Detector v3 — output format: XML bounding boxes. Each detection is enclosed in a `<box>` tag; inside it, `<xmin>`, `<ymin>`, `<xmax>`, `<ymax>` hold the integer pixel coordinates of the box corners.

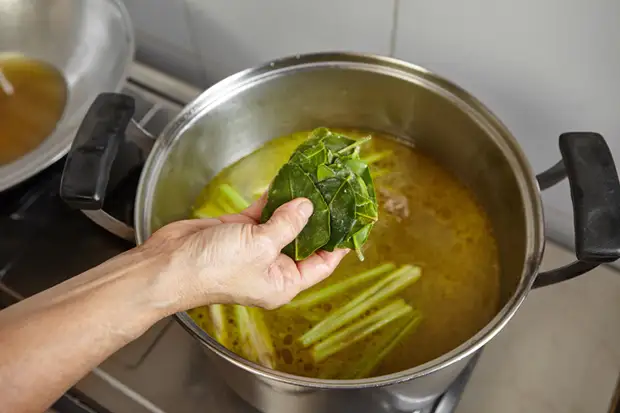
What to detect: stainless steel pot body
<box><xmin>0</xmin><ymin>0</ymin><xmax>134</xmax><ymax>190</ymax></box>
<box><xmin>204</xmin><ymin>347</ymin><xmax>472</xmax><ymax>412</ymax></box>
<box><xmin>60</xmin><ymin>53</ymin><xmax>620</xmax><ymax>412</ymax></box>
<box><xmin>142</xmin><ymin>54</ymin><xmax>544</xmax><ymax>412</ymax></box>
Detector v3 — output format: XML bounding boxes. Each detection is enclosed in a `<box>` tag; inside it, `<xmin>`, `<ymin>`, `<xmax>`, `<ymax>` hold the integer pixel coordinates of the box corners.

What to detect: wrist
<box><xmin>128</xmin><ymin>244</ymin><xmax>215</xmax><ymax>316</ymax></box>
<box><xmin>87</xmin><ymin>247</ymin><xmax>176</xmax><ymax>330</ymax></box>
<box><xmin>123</xmin><ymin>246</ymin><xmax>181</xmax><ymax>317</ymax></box>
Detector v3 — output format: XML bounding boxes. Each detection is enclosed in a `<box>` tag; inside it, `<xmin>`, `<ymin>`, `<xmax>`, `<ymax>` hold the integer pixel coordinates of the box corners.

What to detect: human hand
<box><xmin>141</xmin><ymin>196</ymin><xmax>349</xmax><ymax>313</ymax></box>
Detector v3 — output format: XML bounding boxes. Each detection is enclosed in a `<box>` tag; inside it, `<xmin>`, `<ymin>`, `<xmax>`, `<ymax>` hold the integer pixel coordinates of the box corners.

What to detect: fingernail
<box><xmin>298</xmin><ymin>199</ymin><xmax>313</xmax><ymax>219</ymax></box>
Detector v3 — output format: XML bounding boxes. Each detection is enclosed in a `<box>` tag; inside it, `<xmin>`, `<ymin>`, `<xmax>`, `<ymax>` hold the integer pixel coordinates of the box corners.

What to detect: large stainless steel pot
<box><xmin>0</xmin><ymin>0</ymin><xmax>134</xmax><ymax>191</ymax></box>
<box><xmin>60</xmin><ymin>53</ymin><xmax>620</xmax><ymax>412</ymax></box>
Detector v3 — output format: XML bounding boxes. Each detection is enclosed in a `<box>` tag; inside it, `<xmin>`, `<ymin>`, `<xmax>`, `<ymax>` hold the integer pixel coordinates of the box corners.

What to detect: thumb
<box><xmin>257</xmin><ymin>198</ymin><xmax>313</xmax><ymax>250</ymax></box>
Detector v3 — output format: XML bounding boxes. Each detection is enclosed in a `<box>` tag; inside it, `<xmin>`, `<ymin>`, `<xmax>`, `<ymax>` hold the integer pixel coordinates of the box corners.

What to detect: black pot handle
<box><xmin>60</xmin><ymin>93</ymin><xmax>135</xmax><ymax>210</ymax></box>
<box><xmin>534</xmin><ymin>132</ymin><xmax>620</xmax><ymax>288</ymax></box>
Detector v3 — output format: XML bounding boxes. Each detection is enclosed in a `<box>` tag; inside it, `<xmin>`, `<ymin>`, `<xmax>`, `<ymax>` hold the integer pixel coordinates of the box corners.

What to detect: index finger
<box><xmin>295</xmin><ymin>248</ymin><xmax>350</xmax><ymax>291</ymax></box>
<box><xmin>241</xmin><ymin>190</ymin><xmax>268</xmax><ymax>221</ymax></box>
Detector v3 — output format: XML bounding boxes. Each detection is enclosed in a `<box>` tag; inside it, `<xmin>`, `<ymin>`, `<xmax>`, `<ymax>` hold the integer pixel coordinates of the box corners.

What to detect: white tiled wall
<box><xmin>122</xmin><ymin>0</ymin><xmax>620</xmax><ymax>254</ymax></box>
<box><xmin>122</xmin><ymin>0</ymin><xmax>206</xmax><ymax>86</ymax></box>
<box><xmin>392</xmin><ymin>0</ymin><xmax>620</xmax><ymax>249</ymax></box>
<box><xmin>184</xmin><ymin>0</ymin><xmax>394</xmax><ymax>85</ymax></box>
<box><xmin>122</xmin><ymin>0</ymin><xmax>394</xmax><ymax>87</ymax></box>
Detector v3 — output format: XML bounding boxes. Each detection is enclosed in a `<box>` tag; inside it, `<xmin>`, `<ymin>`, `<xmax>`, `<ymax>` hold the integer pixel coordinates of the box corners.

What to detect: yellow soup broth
<box><xmin>188</xmin><ymin>129</ymin><xmax>500</xmax><ymax>379</ymax></box>
<box><xmin>0</xmin><ymin>54</ymin><xmax>67</xmax><ymax>165</ymax></box>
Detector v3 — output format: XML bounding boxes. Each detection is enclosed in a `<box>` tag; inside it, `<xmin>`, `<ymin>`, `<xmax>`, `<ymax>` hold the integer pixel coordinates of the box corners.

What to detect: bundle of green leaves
<box><xmin>261</xmin><ymin>127</ymin><xmax>378</xmax><ymax>261</ymax></box>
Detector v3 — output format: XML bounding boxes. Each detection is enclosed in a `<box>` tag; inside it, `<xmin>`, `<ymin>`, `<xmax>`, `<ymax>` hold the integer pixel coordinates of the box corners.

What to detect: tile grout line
<box><xmin>389</xmin><ymin>0</ymin><xmax>401</xmax><ymax>57</ymax></box>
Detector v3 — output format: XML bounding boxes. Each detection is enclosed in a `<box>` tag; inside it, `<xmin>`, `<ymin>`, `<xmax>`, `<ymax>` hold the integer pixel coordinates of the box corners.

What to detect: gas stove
<box><xmin>0</xmin><ymin>62</ymin><xmax>480</xmax><ymax>413</ymax></box>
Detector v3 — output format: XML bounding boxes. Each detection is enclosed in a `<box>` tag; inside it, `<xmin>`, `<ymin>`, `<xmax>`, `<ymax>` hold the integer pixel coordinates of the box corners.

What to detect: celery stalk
<box><xmin>312</xmin><ymin>299</ymin><xmax>413</xmax><ymax>362</ymax></box>
<box><xmin>371</xmin><ymin>167</ymin><xmax>389</xmax><ymax>179</ymax></box>
<box><xmin>361</xmin><ymin>150</ymin><xmax>393</xmax><ymax>165</ymax></box>
<box><xmin>285</xmin><ymin>262</ymin><xmax>396</xmax><ymax>309</ymax></box>
<box><xmin>337</xmin><ymin>135</ymin><xmax>372</xmax><ymax>155</ymax></box>
<box><xmin>233</xmin><ymin>305</ymin><xmax>254</xmax><ymax>363</ymax></box>
<box><xmin>299</xmin><ymin>265</ymin><xmax>421</xmax><ymax>347</ymax></box>
<box><xmin>246</xmin><ymin>307</ymin><xmax>275</xmax><ymax>368</ymax></box>
<box><xmin>350</xmin><ymin>312</ymin><xmax>422</xmax><ymax>379</ymax></box>
<box><xmin>219</xmin><ymin>184</ymin><xmax>250</xmax><ymax>211</ymax></box>
<box><xmin>209</xmin><ymin>304</ymin><xmax>230</xmax><ymax>348</ymax></box>
<box><xmin>252</xmin><ymin>185</ymin><xmax>270</xmax><ymax>199</ymax></box>
<box><xmin>301</xmin><ymin>311</ymin><xmax>324</xmax><ymax>322</ymax></box>
<box><xmin>233</xmin><ymin>305</ymin><xmax>249</xmax><ymax>341</ymax></box>
<box><xmin>216</xmin><ymin>198</ymin><xmax>237</xmax><ymax>214</ymax></box>
<box><xmin>192</xmin><ymin>203</ymin><xmax>226</xmax><ymax>219</ymax></box>
<box><xmin>233</xmin><ymin>305</ymin><xmax>275</xmax><ymax>368</ymax></box>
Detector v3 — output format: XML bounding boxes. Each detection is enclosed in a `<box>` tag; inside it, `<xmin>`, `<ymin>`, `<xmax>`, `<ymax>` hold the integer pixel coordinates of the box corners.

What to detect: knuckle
<box><xmin>251</xmin><ymin>230</ymin><xmax>278</xmax><ymax>258</ymax></box>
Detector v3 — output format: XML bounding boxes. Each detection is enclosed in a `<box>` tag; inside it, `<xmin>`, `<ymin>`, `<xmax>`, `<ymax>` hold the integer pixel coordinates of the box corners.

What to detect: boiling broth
<box><xmin>188</xmin><ymin>130</ymin><xmax>500</xmax><ymax>378</ymax></box>
<box><xmin>0</xmin><ymin>54</ymin><xmax>67</xmax><ymax>166</ymax></box>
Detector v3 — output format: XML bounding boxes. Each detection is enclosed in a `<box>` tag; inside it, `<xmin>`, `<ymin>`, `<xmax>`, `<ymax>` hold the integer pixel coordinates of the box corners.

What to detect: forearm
<box><xmin>0</xmin><ymin>248</ymin><xmax>171</xmax><ymax>413</ymax></box>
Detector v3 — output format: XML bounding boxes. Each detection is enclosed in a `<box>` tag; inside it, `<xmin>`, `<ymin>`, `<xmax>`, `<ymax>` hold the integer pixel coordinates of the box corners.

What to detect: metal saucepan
<box><xmin>60</xmin><ymin>53</ymin><xmax>620</xmax><ymax>412</ymax></box>
<box><xmin>0</xmin><ymin>0</ymin><xmax>134</xmax><ymax>191</ymax></box>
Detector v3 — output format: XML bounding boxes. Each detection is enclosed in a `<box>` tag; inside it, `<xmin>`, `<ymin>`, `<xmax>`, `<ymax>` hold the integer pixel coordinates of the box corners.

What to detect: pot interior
<box><xmin>140</xmin><ymin>54</ymin><xmax>543</xmax><ymax>380</ymax></box>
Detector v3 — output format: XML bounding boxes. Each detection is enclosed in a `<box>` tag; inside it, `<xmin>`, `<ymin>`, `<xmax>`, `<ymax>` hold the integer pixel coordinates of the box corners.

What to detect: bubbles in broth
<box><xmin>0</xmin><ymin>54</ymin><xmax>67</xmax><ymax>165</ymax></box>
<box><xmin>188</xmin><ymin>129</ymin><xmax>500</xmax><ymax>379</ymax></box>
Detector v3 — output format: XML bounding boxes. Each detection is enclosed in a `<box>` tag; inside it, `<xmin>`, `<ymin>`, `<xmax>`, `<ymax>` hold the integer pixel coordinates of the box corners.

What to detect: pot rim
<box><xmin>135</xmin><ymin>51</ymin><xmax>545</xmax><ymax>388</ymax></box>
<box><xmin>0</xmin><ymin>0</ymin><xmax>135</xmax><ymax>192</ymax></box>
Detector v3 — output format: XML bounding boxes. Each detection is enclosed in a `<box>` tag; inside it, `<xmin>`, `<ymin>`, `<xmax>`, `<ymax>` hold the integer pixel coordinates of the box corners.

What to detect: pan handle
<box><xmin>533</xmin><ymin>132</ymin><xmax>620</xmax><ymax>288</ymax></box>
<box><xmin>60</xmin><ymin>93</ymin><xmax>136</xmax><ymax>210</ymax></box>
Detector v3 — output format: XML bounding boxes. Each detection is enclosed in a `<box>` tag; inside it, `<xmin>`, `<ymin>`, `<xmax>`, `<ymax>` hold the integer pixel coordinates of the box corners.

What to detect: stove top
<box><xmin>0</xmin><ymin>62</ymin><xmax>479</xmax><ymax>413</ymax></box>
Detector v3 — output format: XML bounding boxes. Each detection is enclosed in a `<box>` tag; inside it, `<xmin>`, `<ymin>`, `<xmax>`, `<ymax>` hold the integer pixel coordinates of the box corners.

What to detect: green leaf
<box><xmin>351</xmin><ymin>223</ymin><xmax>373</xmax><ymax>260</ymax></box>
<box><xmin>316</xmin><ymin>177</ymin><xmax>356</xmax><ymax>251</ymax></box>
<box><xmin>344</xmin><ymin>159</ymin><xmax>377</xmax><ymax>203</ymax></box>
<box><xmin>343</xmin><ymin>158</ymin><xmax>368</xmax><ymax>176</ymax></box>
<box><xmin>336</xmin><ymin>135</ymin><xmax>372</xmax><ymax>156</ymax></box>
<box><xmin>322</xmin><ymin>133</ymin><xmax>356</xmax><ymax>154</ymax></box>
<box><xmin>305</xmin><ymin>127</ymin><xmax>354</xmax><ymax>152</ymax></box>
<box><xmin>335</xmin><ymin>173</ymin><xmax>378</xmax><ymax>258</ymax></box>
<box><xmin>360</xmin><ymin>166</ymin><xmax>377</xmax><ymax>204</ymax></box>
<box><xmin>317</xmin><ymin>164</ymin><xmax>335</xmax><ymax>181</ymax></box>
<box><xmin>263</xmin><ymin>127</ymin><xmax>378</xmax><ymax>261</ymax></box>
<box><xmin>261</xmin><ymin>163</ymin><xmax>330</xmax><ymax>260</ymax></box>
<box><xmin>289</xmin><ymin>141</ymin><xmax>328</xmax><ymax>178</ymax></box>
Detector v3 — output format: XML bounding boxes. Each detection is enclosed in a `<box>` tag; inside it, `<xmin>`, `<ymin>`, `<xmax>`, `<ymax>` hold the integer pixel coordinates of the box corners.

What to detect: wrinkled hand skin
<box><xmin>142</xmin><ymin>196</ymin><xmax>349</xmax><ymax>312</ymax></box>
<box><xmin>0</xmin><ymin>197</ymin><xmax>347</xmax><ymax>413</ymax></box>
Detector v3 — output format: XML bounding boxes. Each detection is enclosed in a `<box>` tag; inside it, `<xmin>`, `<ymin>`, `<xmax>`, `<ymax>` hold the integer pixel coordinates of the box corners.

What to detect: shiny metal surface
<box><xmin>81</xmin><ymin>119</ymin><xmax>154</xmax><ymax>241</ymax></box>
<box><xmin>79</xmin><ymin>61</ymin><xmax>201</xmax><ymax>241</ymax></box>
<box><xmin>132</xmin><ymin>52</ymin><xmax>546</xmax><ymax>412</ymax></box>
<box><xmin>74</xmin><ymin>318</ymin><xmax>477</xmax><ymax>413</ymax></box>
<box><xmin>0</xmin><ymin>183</ymin><xmax>476</xmax><ymax>413</ymax></box>
<box><xmin>0</xmin><ymin>60</ymin><xmax>482</xmax><ymax>413</ymax></box>
<box><xmin>0</xmin><ymin>0</ymin><xmax>134</xmax><ymax>191</ymax></box>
